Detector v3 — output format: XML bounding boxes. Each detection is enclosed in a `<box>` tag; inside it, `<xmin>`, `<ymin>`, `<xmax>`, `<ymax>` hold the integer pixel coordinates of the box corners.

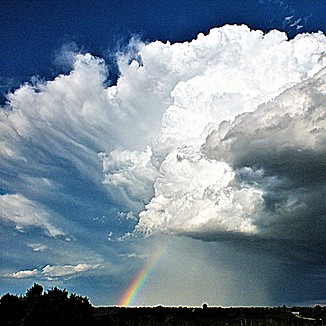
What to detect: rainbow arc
<box><xmin>118</xmin><ymin>243</ymin><xmax>167</xmax><ymax>306</ymax></box>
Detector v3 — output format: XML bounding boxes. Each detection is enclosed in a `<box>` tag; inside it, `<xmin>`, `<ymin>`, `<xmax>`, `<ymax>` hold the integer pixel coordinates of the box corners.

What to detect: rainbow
<box><xmin>118</xmin><ymin>243</ymin><xmax>167</xmax><ymax>306</ymax></box>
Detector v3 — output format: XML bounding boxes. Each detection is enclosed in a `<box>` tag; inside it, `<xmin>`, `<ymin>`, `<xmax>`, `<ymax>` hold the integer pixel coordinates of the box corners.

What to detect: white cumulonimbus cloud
<box><xmin>137</xmin><ymin>66</ymin><xmax>326</xmax><ymax>239</ymax></box>
<box><xmin>1</xmin><ymin>25</ymin><xmax>325</xmax><ymax>244</ymax></box>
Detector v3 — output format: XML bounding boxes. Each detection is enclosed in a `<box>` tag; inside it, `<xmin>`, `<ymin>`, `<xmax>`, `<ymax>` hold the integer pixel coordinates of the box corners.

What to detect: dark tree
<box><xmin>0</xmin><ymin>284</ymin><xmax>93</xmax><ymax>326</ymax></box>
<box><xmin>25</xmin><ymin>283</ymin><xmax>43</xmax><ymax>301</ymax></box>
<box><xmin>21</xmin><ymin>283</ymin><xmax>45</xmax><ymax>326</ymax></box>
<box><xmin>0</xmin><ymin>293</ymin><xmax>23</xmax><ymax>325</ymax></box>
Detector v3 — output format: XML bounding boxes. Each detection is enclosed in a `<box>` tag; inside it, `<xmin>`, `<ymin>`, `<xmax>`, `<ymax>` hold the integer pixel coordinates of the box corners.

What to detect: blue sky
<box><xmin>0</xmin><ymin>0</ymin><xmax>326</xmax><ymax>307</ymax></box>
<box><xmin>1</xmin><ymin>0</ymin><xmax>325</xmax><ymax>97</ymax></box>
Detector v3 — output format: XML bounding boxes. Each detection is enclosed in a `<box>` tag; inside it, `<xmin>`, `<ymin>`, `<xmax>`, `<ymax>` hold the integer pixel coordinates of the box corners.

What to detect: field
<box><xmin>93</xmin><ymin>305</ymin><xmax>326</xmax><ymax>325</ymax></box>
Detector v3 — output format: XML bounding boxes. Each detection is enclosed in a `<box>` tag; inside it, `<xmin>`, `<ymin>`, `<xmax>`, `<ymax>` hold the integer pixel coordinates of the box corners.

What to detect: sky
<box><xmin>0</xmin><ymin>0</ymin><xmax>326</xmax><ymax>307</ymax></box>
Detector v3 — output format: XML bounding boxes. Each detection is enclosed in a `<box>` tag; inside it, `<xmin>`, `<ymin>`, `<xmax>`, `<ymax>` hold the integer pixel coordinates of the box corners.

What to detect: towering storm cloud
<box><xmin>1</xmin><ymin>25</ymin><xmax>326</xmax><ymax>305</ymax></box>
<box><xmin>107</xmin><ymin>26</ymin><xmax>326</xmax><ymax>243</ymax></box>
<box><xmin>1</xmin><ymin>25</ymin><xmax>325</xmax><ymax>238</ymax></box>
<box><xmin>137</xmin><ymin>58</ymin><xmax>326</xmax><ymax>241</ymax></box>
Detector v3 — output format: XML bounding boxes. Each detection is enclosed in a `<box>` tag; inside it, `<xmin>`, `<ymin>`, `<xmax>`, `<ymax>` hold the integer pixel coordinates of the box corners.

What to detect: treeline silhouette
<box><xmin>0</xmin><ymin>283</ymin><xmax>93</xmax><ymax>326</ymax></box>
<box><xmin>1</xmin><ymin>284</ymin><xmax>326</xmax><ymax>325</ymax></box>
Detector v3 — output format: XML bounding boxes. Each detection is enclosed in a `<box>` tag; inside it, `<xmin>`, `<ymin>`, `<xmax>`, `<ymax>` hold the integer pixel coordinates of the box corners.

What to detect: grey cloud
<box><xmin>200</xmin><ymin>67</ymin><xmax>326</xmax><ymax>247</ymax></box>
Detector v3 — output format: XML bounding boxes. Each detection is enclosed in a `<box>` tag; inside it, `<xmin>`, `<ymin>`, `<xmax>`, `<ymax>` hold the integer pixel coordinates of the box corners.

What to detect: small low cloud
<box><xmin>42</xmin><ymin>263</ymin><xmax>101</xmax><ymax>278</ymax></box>
<box><xmin>4</xmin><ymin>269</ymin><xmax>39</xmax><ymax>279</ymax></box>
<box><xmin>2</xmin><ymin>263</ymin><xmax>101</xmax><ymax>280</ymax></box>
<box><xmin>119</xmin><ymin>252</ymin><xmax>146</xmax><ymax>259</ymax></box>
<box><xmin>27</xmin><ymin>243</ymin><xmax>48</xmax><ymax>252</ymax></box>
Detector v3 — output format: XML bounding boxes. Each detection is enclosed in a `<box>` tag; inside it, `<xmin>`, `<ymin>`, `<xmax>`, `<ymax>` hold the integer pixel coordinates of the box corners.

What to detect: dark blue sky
<box><xmin>0</xmin><ymin>0</ymin><xmax>325</xmax><ymax>93</ymax></box>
